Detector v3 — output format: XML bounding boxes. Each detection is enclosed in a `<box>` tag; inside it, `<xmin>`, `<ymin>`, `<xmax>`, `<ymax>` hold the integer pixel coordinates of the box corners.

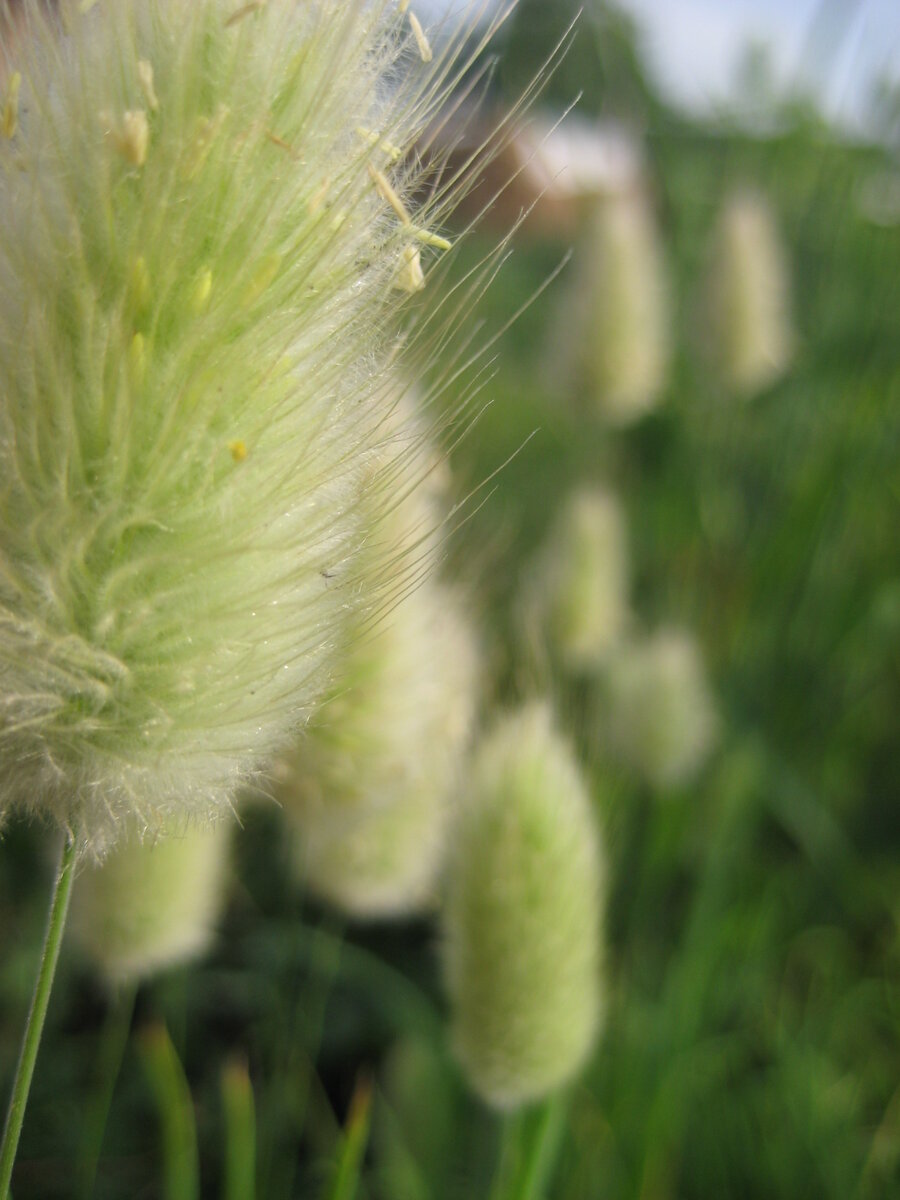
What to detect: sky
<box><xmin>614</xmin><ymin>0</ymin><xmax>900</xmax><ymax>128</ymax></box>
<box><xmin>421</xmin><ymin>0</ymin><xmax>900</xmax><ymax>130</ymax></box>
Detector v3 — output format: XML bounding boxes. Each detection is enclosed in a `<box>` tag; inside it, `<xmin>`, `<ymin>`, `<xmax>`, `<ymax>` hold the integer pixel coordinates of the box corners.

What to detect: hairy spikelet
<box><xmin>69</xmin><ymin>819</ymin><xmax>232</xmax><ymax>984</ymax></box>
<box><xmin>605</xmin><ymin>628</ymin><xmax>718</xmax><ymax>788</ymax></box>
<box><xmin>555</xmin><ymin>187</ymin><xmax>669</xmax><ymax>424</ymax></box>
<box><xmin>520</xmin><ymin>486</ymin><xmax>630</xmax><ymax>672</ymax></box>
<box><xmin>705</xmin><ymin>189</ymin><xmax>793</xmax><ymax>394</ymax></box>
<box><xmin>273</xmin><ymin>393</ymin><xmax>480</xmax><ymax>918</ymax></box>
<box><xmin>0</xmin><ymin>0</ymin><xmax>480</xmax><ymax>856</ymax></box>
<box><xmin>443</xmin><ymin>703</ymin><xmax>604</xmax><ymax>1109</ymax></box>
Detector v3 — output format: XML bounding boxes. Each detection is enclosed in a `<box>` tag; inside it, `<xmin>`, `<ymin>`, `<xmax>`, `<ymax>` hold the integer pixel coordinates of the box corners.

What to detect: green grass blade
<box><xmin>138</xmin><ymin>1023</ymin><xmax>199</xmax><ymax>1200</ymax></box>
<box><xmin>325</xmin><ymin>1074</ymin><xmax>373</xmax><ymax>1200</ymax></box>
<box><xmin>222</xmin><ymin>1057</ymin><xmax>256</xmax><ymax>1200</ymax></box>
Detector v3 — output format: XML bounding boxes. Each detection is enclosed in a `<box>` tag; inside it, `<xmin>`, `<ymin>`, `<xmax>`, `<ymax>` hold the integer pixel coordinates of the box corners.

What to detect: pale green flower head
<box><xmin>69</xmin><ymin>819</ymin><xmax>232</xmax><ymax>986</ymax></box>
<box><xmin>555</xmin><ymin>187</ymin><xmax>669</xmax><ymax>425</ymax></box>
<box><xmin>274</xmin><ymin>395</ymin><xmax>480</xmax><ymax>917</ymax></box>
<box><xmin>606</xmin><ymin>627</ymin><xmax>719</xmax><ymax>789</ymax></box>
<box><xmin>443</xmin><ymin>702</ymin><xmax>605</xmax><ymax>1109</ymax></box>
<box><xmin>705</xmin><ymin>188</ymin><xmax>794</xmax><ymax>395</ymax></box>
<box><xmin>0</xmin><ymin>0</ymin><xmax>478</xmax><ymax>856</ymax></box>
<box><xmin>521</xmin><ymin>485</ymin><xmax>631</xmax><ymax>673</ymax></box>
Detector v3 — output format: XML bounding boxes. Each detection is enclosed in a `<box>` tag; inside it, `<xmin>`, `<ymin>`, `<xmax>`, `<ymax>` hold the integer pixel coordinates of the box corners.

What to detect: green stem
<box><xmin>222</xmin><ymin>1057</ymin><xmax>256</xmax><ymax>1200</ymax></box>
<box><xmin>509</xmin><ymin>1097</ymin><xmax>566</xmax><ymax>1200</ymax></box>
<box><xmin>489</xmin><ymin>1096</ymin><xmax>567</xmax><ymax>1200</ymax></box>
<box><xmin>0</xmin><ymin>833</ymin><xmax>77</xmax><ymax>1200</ymax></box>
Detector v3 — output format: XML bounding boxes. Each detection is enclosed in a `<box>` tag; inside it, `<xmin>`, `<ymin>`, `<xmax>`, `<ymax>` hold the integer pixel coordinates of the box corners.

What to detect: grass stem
<box><xmin>0</xmin><ymin>833</ymin><xmax>77</xmax><ymax>1200</ymax></box>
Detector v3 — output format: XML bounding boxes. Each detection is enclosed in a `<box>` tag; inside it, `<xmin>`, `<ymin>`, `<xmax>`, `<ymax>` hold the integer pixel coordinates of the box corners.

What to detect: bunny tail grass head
<box><xmin>705</xmin><ymin>188</ymin><xmax>793</xmax><ymax>395</ymax></box>
<box><xmin>521</xmin><ymin>486</ymin><xmax>630</xmax><ymax>673</ymax></box>
<box><xmin>70</xmin><ymin>819</ymin><xmax>232</xmax><ymax>986</ymax></box>
<box><xmin>556</xmin><ymin>186</ymin><xmax>669</xmax><ymax>425</ymax></box>
<box><xmin>606</xmin><ymin>627</ymin><xmax>719</xmax><ymax>789</ymax></box>
<box><xmin>277</xmin><ymin>583</ymin><xmax>479</xmax><ymax>918</ymax></box>
<box><xmin>443</xmin><ymin>703</ymin><xmax>604</xmax><ymax>1109</ymax></box>
<box><xmin>0</xmin><ymin>0</ymin><xmax>492</xmax><ymax>858</ymax></box>
<box><xmin>273</xmin><ymin>394</ymin><xmax>480</xmax><ymax>918</ymax></box>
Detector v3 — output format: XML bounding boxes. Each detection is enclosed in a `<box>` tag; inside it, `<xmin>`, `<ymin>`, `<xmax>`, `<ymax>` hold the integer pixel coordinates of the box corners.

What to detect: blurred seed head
<box><xmin>554</xmin><ymin>186</ymin><xmax>669</xmax><ymax>424</ymax></box>
<box><xmin>0</xmin><ymin>0</ymin><xmax>481</xmax><ymax>857</ymax></box>
<box><xmin>704</xmin><ymin>188</ymin><xmax>793</xmax><ymax>394</ymax></box>
<box><xmin>606</xmin><ymin>627</ymin><xmax>719</xmax><ymax>789</ymax></box>
<box><xmin>70</xmin><ymin>819</ymin><xmax>232</xmax><ymax>985</ymax></box>
<box><xmin>520</xmin><ymin>486</ymin><xmax>631</xmax><ymax>673</ymax></box>
<box><xmin>443</xmin><ymin>702</ymin><xmax>604</xmax><ymax>1109</ymax></box>
<box><xmin>273</xmin><ymin>395</ymin><xmax>480</xmax><ymax>918</ymax></box>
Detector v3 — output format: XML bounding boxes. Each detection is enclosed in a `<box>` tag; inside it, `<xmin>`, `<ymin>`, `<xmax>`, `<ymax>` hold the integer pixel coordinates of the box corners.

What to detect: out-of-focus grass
<box><xmin>434</xmin><ymin>116</ymin><xmax>899</xmax><ymax>1198</ymax></box>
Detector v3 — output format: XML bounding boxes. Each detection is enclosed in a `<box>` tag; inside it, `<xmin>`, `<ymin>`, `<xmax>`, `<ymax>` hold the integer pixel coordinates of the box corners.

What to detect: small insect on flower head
<box><xmin>0</xmin><ymin>0</ymin><xmax>492</xmax><ymax>857</ymax></box>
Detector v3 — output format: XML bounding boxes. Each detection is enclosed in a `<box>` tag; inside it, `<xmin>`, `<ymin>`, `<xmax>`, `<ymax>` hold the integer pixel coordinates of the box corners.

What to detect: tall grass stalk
<box><xmin>0</xmin><ymin>833</ymin><xmax>77</xmax><ymax>1199</ymax></box>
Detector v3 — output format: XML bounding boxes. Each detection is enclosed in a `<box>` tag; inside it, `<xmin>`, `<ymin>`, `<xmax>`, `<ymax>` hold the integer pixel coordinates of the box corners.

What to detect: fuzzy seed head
<box><xmin>606</xmin><ymin>628</ymin><xmax>718</xmax><ymax>788</ymax></box>
<box><xmin>276</xmin><ymin>583</ymin><xmax>479</xmax><ymax>918</ymax></box>
<box><xmin>0</xmin><ymin>0</ymin><xmax>469</xmax><ymax>856</ymax></box>
<box><xmin>443</xmin><ymin>703</ymin><xmax>604</xmax><ymax>1109</ymax></box>
<box><xmin>521</xmin><ymin>487</ymin><xmax>630</xmax><ymax>672</ymax></box>
<box><xmin>273</xmin><ymin>396</ymin><xmax>479</xmax><ymax>918</ymax></box>
<box><xmin>70</xmin><ymin>820</ymin><xmax>232</xmax><ymax>985</ymax></box>
<box><xmin>705</xmin><ymin>189</ymin><xmax>793</xmax><ymax>394</ymax></box>
<box><xmin>556</xmin><ymin>189</ymin><xmax>669</xmax><ymax>424</ymax></box>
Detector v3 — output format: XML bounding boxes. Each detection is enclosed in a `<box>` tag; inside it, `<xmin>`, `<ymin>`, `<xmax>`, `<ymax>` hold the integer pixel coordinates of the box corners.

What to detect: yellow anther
<box><xmin>243</xmin><ymin>254</ymin><xmax>281</xmax><ymax>307</ymax></box>
<box><xmin>395</xmin><ymin>245</ymin><xmax>425</xmax><ymax>294</ymax></box>
<box><xmin>309</xmin><ymin>176</ymin><xmax>331</xmax><ymax>215</ymax></box>
<box><xmin>408</xmin><ymin>12</ymin><xmax>432</xmax><ymax>63</ymax></box>
<box><xmin>356</xmin><ymin>126</ymin><xmax>402</xmax><ymax>162</ymax></box>
<box><xmin>329</xmin><ymin>207</ymin><xmax>348</xmax><ymax>233</ymax></box>
<box><xmin>103</xmin><ymin>109</ymin><xmax>149</xmax><ymax>167</ymax></box>
<box><xmin>183</xmin><ymin>106</ymin><xmax>228</xmax><ymax>179</ymax></box>
<box><xmin>228</xmin><ymin>439</ymin><xmax>248</xmax><ymax>463</ymax></box>
<box><xmin>137</xmin><ymin>60</ymin><xmax>159</xmax><ymax>112</ymax></box>
<box><xmin>225</xmin><ymin>0</ymin><xmax>266</xmax><ymax>28</ymax></box>
<box><xmin>412</xmin><ymin>226</ymin><xmax>452</xmax><ymax>252</ymax></box>
<box><xmin>2</xmin><ymin>72</ymin><xmax>21</xmax><ymax>140</ymax></box>
<box><xmin>128</xmin><ymin>332</ymin><xmax>146</xmax><ymax>382</ymax></box>
<box><xmin>368</xmin><ymin>163</ymin><xmax>410</xmax><ymax>226</ymax></box>
<box><xmin>79</xmin><ymin>0</ymin><xmax>100</xmax><ymax>12</ymax></box>
<box><xmin>130</xmin><ymin>255</ymin><xmax>151</xmax><ymax>311</ymax></box>
<box><xmin>191</xmin><ymin>268</ymin><xmax>213</xmax><ymax>312</ymax></box>
<box><xmin>398</xmin><ymin>0</ymin><xmax>411</xmax><ymax>12</ymax></box>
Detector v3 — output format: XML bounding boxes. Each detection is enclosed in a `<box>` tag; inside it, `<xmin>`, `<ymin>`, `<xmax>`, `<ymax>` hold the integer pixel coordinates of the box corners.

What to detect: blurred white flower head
<box><xmin>70</xmin><ymin>820</ymin><xmax>232</xmax><ymax>985</ymax></box>
<box><xmin>606</xmin><ymin>627</ymin><xmax>719</xmax><ymax>789</ymax></box>
<box><xmin>705</xmin><ymin>188</ymin><xmax>793</xmax><ymax>394</ymax></box>
<box><xmin>554</xmin><ymin>184</ymin><xmax>670</xmax><ymax>424</ymax></box>
<box><xmin>521</xmin><ymin>486</ymin><xmax>631</xmax><ymax>673</ymax></box>
<box><xmin>273</xmin><ymin>392</ymin><xmax>480</xmax><ymax>918</ymax></box>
